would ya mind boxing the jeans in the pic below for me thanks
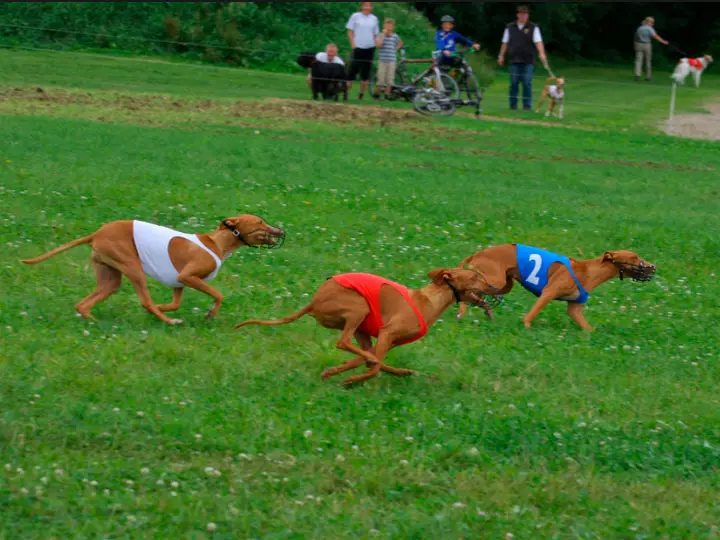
[509,63,534,110]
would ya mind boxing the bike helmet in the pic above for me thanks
[440,15,455,23]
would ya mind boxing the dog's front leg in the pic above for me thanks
[522,293,555,329]
[566,302,593,331]
[177,274,223,320]
[158,288,184,313]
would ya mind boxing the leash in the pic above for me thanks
[542,58,556,79]
[667,42,692,58]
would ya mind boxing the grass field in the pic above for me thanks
[1,49,719,538]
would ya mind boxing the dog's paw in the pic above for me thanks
[321,368,338,380]
[168,318,184,326]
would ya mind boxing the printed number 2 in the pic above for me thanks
[526,254,542,285]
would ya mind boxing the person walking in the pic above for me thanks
[498,5,548,111]
[634,17,669,82]
[345,2,380,100]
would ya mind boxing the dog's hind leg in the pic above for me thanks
[335,314,379,365]
[342,330,392,387]
[75,258,123,319]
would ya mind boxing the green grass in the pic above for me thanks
[1,49,719,538]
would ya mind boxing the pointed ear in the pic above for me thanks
[427,268,450,284]
[602,251,615,263]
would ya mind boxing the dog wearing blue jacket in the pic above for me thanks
[457,243,656,330]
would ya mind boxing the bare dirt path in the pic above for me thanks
[665,102,720,141]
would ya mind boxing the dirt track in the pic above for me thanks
[665,102,720,141]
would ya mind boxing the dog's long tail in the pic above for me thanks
[20,234,94,264]
[234,304,312,330]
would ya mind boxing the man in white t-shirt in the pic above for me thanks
[498,5,548,111]
[345,2,379,100]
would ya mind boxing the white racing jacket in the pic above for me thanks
[132,221,223,288]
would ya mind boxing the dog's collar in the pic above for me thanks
[222,220,253,248]
[446,280,462,304]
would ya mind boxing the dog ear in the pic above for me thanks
[427,268,450,284]
[602,251,616,263]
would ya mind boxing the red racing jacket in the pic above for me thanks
[687,58,704,70]
[332,273,428,345]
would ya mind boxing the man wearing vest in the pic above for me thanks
[498,5,548,111]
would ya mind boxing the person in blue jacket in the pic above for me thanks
[435,15,480,66]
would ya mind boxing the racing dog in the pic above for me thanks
[234,269,500,386]
[20,215,285,324]
[457,244,656,331]
[535,76,565,118]
[671,55,713,87]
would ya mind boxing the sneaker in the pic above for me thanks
[635,76,641,82]
[358,93,365,101]
[645,78,652,82]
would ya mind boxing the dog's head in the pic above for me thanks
[704,54,714,65]
[602,250,656,282]
[427,268,503,305]
[220,214,286,249]
[556,76,566,89]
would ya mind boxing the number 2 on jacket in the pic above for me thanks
[526,253,542,286]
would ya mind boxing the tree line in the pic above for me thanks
[1,2,717,70]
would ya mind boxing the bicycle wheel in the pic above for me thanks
[415,72,459,99]
[463,71,481,102]
[412,90,456,117]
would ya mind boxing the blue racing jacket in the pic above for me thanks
[515,244,589,304]
[435,29,475,53]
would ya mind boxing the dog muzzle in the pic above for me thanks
[617,262,656,282]
[258,226,286,250]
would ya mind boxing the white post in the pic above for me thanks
[668,82,677,134]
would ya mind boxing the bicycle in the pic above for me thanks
[412,48,484,118]
[441,48,483,109]
[370,48,458,102]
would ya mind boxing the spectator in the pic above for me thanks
[435,15,480,67]
[634,17,669,82]
[307,44,345,90]
[498,5,548,111]
[346,2,379,100]
[373,18,403,100]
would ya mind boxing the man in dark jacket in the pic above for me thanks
[498,5,548,111]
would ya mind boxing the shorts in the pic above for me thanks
[376,61,397,87]
[347,47,375,81]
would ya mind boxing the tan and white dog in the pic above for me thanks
[671,55,713,87]
[535,76,565,119]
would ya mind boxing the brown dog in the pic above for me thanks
[535,76,565,118]
[234,269,500,386]
[21,215,285,324]
[457,244,656,331]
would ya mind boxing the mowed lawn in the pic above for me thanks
[1,50,719,538]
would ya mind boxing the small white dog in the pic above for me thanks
[671,55,713,87]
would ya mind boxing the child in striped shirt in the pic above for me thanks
[373,19,403,99]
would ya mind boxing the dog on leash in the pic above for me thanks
[311,61,348,101]
[671,55,713,87]
[234,269,500,386]
[535,76,565,118]
[456,244,656,331]
[21,215,285,324]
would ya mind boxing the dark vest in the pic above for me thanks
[507,22,537,65]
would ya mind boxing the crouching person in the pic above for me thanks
[304,44,347,101]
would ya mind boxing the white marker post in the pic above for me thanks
[668,82,677,134]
